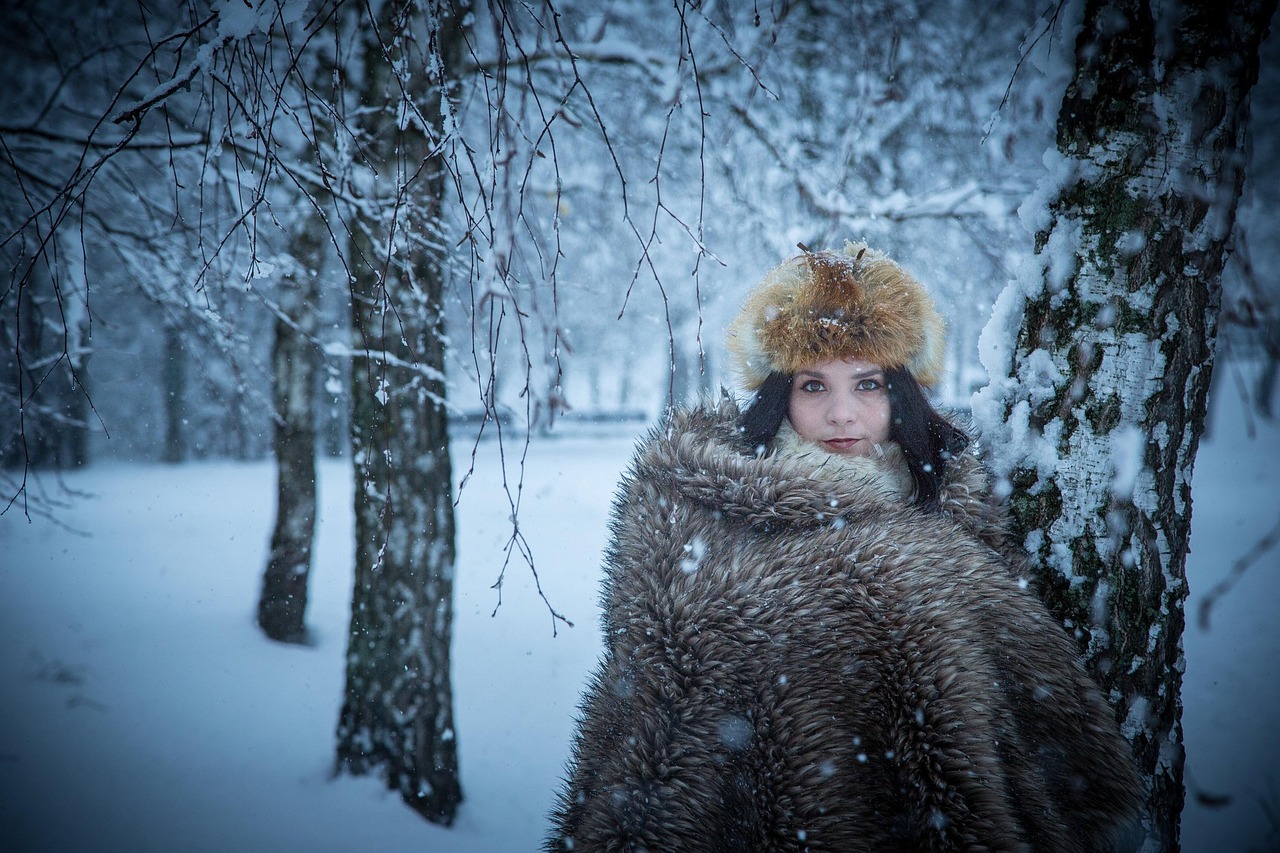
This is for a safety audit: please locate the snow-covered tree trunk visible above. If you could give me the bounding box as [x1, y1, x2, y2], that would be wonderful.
[257, 217, 323, 644]
[975, 0, 1276, 848]
[334, 0, 463, 825]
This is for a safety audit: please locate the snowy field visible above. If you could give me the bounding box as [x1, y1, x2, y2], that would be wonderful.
[1, 371, 1277, 853]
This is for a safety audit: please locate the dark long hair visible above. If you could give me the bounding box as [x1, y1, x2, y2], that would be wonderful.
[738, 367, 968, 510]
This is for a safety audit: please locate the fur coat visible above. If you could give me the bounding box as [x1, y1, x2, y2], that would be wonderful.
[547, 397, 1143, 852]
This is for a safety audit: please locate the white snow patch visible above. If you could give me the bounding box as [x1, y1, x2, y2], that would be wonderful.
[1109, 425, 1146, 501]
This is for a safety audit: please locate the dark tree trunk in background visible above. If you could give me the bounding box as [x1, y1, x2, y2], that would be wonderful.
[986, 0, 1275, 848]
[1, 267, 90, 470]
[162, 323, 184, 464]
[1259, 317, 1280, 417]
[334, 0, 463, 825]
[257, 217, 324, 643]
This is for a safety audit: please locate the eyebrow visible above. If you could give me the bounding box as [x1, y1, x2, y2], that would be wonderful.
[796, 367, 885, 381]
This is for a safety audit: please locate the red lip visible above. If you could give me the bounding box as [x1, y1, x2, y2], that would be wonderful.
[823, 438, 860, 451]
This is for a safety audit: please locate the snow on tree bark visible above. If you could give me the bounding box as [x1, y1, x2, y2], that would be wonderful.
[334, 0, 463, 825]
[974, 0, 1276, 848]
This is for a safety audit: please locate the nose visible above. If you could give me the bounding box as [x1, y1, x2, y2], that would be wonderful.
[827, 389, 861, 426]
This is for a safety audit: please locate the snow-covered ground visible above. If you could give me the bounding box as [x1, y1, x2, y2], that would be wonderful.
[1, 369, 1277, 852]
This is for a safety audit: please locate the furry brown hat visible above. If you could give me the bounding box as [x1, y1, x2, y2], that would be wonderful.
[727, 241, 946, 390]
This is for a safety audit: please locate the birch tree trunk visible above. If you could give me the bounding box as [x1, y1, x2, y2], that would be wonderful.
[257, 214, 324, 644]
[334, 0, 463, 825]
[977, 1, 1276, 848]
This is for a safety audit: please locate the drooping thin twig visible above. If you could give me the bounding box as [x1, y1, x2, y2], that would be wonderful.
[1198, 513, 1280, 630]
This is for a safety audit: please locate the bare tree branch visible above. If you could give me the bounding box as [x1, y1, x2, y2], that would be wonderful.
[1198, 513, 1280, 630]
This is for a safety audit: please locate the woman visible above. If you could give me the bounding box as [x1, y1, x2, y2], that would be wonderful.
[547, 243, 1142, 852]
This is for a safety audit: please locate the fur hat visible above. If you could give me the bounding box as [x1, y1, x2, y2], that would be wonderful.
[726, 241, 946, 390]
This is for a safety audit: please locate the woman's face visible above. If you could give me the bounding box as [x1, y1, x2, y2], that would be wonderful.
[787, 357, 891, 457]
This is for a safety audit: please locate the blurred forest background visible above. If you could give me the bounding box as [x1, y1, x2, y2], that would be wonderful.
[2, 0, 1276, 470]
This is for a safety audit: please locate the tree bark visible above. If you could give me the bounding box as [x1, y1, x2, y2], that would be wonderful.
[334, 0, 463, 825]
[257, 225, 323, 644]
[980, 0, 1276, 848]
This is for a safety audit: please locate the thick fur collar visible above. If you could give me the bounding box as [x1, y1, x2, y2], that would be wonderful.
[632, 398, 911, 528]
[771, 417, 912, 492]
[633, 396, 1015, 555]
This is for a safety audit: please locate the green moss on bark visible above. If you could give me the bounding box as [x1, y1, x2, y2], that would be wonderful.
[1086, 394, 1122, 434]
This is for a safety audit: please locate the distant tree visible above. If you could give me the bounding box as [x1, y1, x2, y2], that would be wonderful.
[252, 1, 346, 647]
[0, 0, 117, 481]
[0, 0, 276, 486]
[1221, 31, 1280, 422]
[161, 323, 186, 464]
[975, 0, 1277, 847]
[0, 260, 91, 471]
[257, 197, 325, 644]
